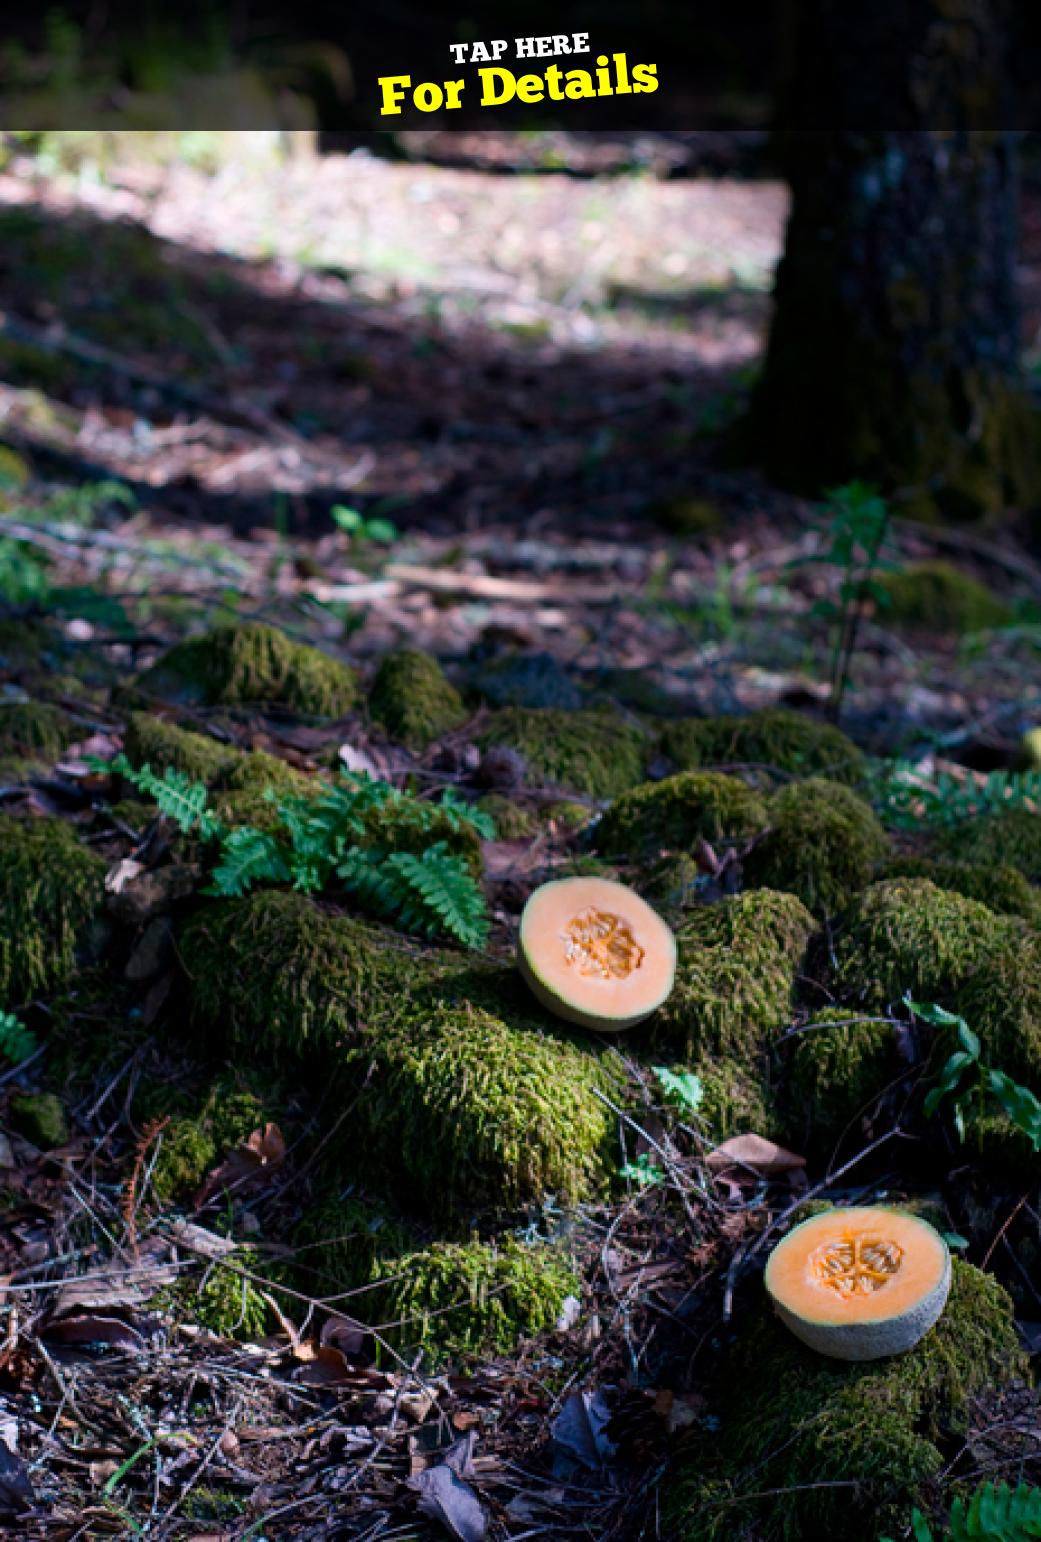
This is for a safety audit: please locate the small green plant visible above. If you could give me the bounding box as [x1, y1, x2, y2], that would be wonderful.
[653, 1065, 704, 1114]
[619, 1151, 665, 1188]
[909, 997, 1041, 1150]
[0, 1010, 37, 1064]
[106, 756, 491, 950]
[869, 762, 1041, 831]
[793, 481, 895, 717]
[105, 755, 222, 839]
[881, 1480, 1041, 1540]
[330, 504, 399, 546]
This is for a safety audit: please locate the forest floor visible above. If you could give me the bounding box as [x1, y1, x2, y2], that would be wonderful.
[0, 135, 1040, 1541]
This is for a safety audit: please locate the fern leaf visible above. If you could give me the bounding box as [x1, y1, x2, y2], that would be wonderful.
[207, 828, 290, 897]
[0, 1010, 37, 1065]
[107, 754, 222, 838]
[385, 842, 489, 949]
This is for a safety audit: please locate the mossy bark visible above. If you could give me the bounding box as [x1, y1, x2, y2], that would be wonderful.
[744, 6, 1040, 520]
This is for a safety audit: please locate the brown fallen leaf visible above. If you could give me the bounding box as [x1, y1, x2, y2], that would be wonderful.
[706, 1133, 806, 1176]
[194, 1123, 286, 1207]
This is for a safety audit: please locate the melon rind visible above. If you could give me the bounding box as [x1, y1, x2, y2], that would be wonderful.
[764, 1208, 952, 1362]
[517, 877, 676, 1032]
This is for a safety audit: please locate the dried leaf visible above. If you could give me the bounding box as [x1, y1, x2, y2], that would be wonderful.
[551, 1389, 617, 1469]
[42, 1313, 150, 1350]
[194, 1123, 286, 1207]
[104, 857, 146, 894]
[705, 1133, 806, 1176]
[408, 1461, 487, 1542]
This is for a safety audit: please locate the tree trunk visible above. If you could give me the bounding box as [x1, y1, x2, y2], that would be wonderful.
[746, 2, 1041, 521]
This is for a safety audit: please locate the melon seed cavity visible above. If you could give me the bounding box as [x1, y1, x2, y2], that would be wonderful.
[811, 1236, 904, 1297]
[562, 908, 645, 979]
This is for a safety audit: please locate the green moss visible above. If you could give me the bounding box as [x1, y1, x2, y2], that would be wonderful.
[783, 1009, 900, 1155]
[345, 998, 621, 1214]
[181, 1489, 245, 1524]
[0, 816, 106, 1005]
[962, 1108, 1041, 1177]
[134, 622, 360, 716]
[879, 856, 1041, 925]
[211, 749, 315, 829]
[150, 1120, 216, 1206]
[181, 889, 446, 1063]
[149, 1079, 265, 1206]
[745, 778, 889, 915]
[0, 702, 77, 760]
[693, 1056, 775, 1140]
[542, 799, 592, 830]
[9, 1091, 68, 1148]
[832, 880, 1014, 1009]
[368, 1237, 576, 1364]
[655, 890, 814, 1061]
[660, 710, 865, 786]
[477, 707, 647, 799]
[876, 561, 1012, 633]
[293, 1193, 416, 1301]
[956, 930, 1041, 1089]
[105, 799, 157, 831]
[594, 771, 767, 862]
[934, 808, 1041, 881]
[637, 853, 706, 920]
[122, 711, 237, 784]
[176, 1249, 269, 1340]
[368, 648, 467, 748]
[669, 1260, 1026, 1542]
[476, 794, 538, 840]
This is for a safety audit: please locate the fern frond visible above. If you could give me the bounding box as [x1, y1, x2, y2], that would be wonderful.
[336, 842, 489, 949]
[385, 842, 490, 949]
[107, 754, 222, 838]
[883, 1483, 1041, 1542]
[436, 785, 496, 840]
[207, 827, 291, 898]
[0, 1010, 37, 1065]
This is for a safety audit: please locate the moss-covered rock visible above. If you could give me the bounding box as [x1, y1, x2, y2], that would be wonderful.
[655, 890, 814, 1061]
[745, 779, 889, 915]
[9, 1091, 68, 1148]
[476, 794, 538, 840]
[149, 1079, 265, 1206]
[345, 998, 621, 1214]
[660, 709, 865, 786]
[122, 711, 237, 784]
[0, 702, 78, 760]
[181, 890, 442, 1063]
[879, 856, 1041, 925]
[783, 1009, 901, 1156]
[368, 648, 467, 748]
[831, 880, 1013, 1010]
[636, 853, 706, 920]
[956, 930, 1041, 1090]
[934, 807, 1041, 881]
[876, 561, 1012, 633]
[669, 1260, 1026, 1542]
[693, 1057, 775, 1141]
[134, 622, 360, 716]
[0, 816, 106, 1004]
[477, 707, 647, 799]
[293, 1193, 416, 1301]
[175, 1249, 269, 1340]
[594, 772, 767, 862]
[367, 1237, 576, 1364]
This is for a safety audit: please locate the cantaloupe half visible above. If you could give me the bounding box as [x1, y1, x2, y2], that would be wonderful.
[764, 1206, 951, 1362]
[517, 876, 676, 1031]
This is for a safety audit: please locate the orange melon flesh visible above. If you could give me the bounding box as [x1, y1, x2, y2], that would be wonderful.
[764, 1206, 951, 1361]
[518, 876, 676, 1031]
